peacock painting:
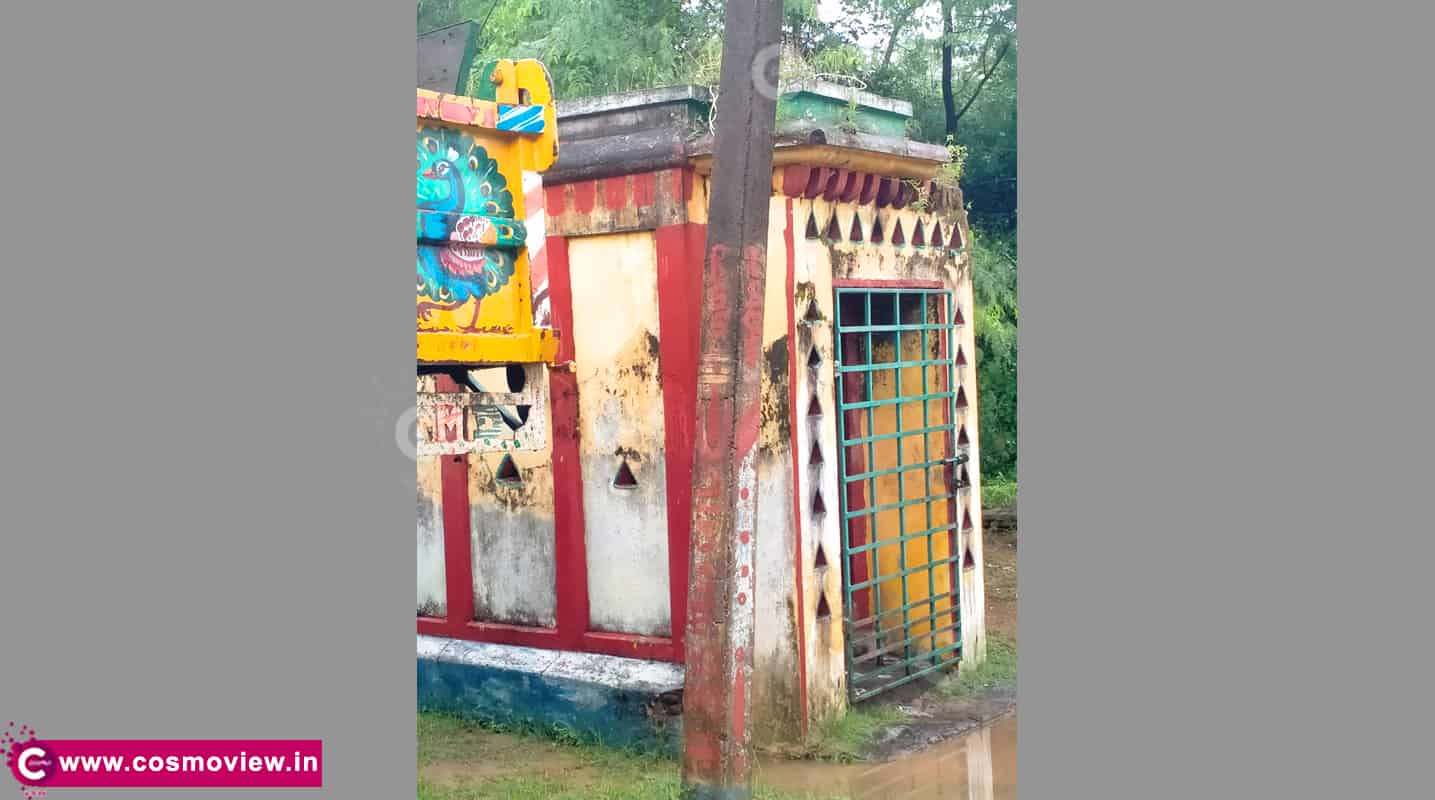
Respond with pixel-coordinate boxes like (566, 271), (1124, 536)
(416, 125), (519, 330)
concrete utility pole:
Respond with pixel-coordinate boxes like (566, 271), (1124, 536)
(680, 1), (783, 799)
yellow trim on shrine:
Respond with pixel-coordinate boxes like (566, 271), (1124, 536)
(416, 329), (560, 366)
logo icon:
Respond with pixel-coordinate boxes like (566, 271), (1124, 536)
(3, 723), (50, 799)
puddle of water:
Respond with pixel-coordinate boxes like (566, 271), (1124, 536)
(757, 715), (1016, 799)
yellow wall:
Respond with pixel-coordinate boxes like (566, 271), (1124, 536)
(863, 328), (956, 657)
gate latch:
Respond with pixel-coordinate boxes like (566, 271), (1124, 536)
(943, 454), (969, 490)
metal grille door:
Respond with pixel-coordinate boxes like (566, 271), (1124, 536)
(835, 287), (966, 701)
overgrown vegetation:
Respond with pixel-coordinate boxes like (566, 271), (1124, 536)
(786, 634), (1016, 762)
(793, 704), (906, 762)
(417, 0), (1017, 481)
(417, 712), (833, 799)
(982, 475), (1016, 509)
(938, 633), (1016, 698)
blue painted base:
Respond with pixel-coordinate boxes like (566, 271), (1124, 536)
(416, 635), (685, 751)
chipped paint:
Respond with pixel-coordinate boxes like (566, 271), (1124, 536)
(952, 243), (987, 668)
(544, 168), (695, 237)
(415, 365), (550, 456)
(469, 443), (558, 628)
(752, 443), (799, 745)
(568, 232), (672, 637)
(775, 187), (981, 715)
(751, 196), (805, 744)
(787, 219), (849, 725)
(759, 337), (791, 453)
(416, 119), (984, 745)
(418, 451), (448, 618)
(417, 634), (684, 750)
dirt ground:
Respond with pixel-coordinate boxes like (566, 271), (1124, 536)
(984, 530), (1017, 642)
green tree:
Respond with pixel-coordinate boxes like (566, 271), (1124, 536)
(820, 0), (1016, 478)
(419, 0), (722, 98)
(417, 0), (1017, 480)
(967, 227), (1016, 480)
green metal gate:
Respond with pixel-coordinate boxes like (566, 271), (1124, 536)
(834, 286), (966, 701)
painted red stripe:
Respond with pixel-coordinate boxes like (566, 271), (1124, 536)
(669, 168), (687, 204)
(890, 181), (913, 210)
(632, 171), (658, 210)
(582, 631), (678, 663)
(783, 198), (811, 735)
(544, 185), (567, 218)
(545, 235), (591, 650)
(731, 670), (747, 744)
(857, 173), (879, 205)
(839, 339), (873, 623)
(781, 165), (811, 197)
(603, 176), (627, 212)
(656, 218), (705, 664)
(419, 613), (679, 662)
(875, 177), (895, 207)
(803, 168), (830, 199)
(833, 278), (944, 289)
(435, 373), (476, 630)
(438, 99), (477, 125)
(571, 181), (597, 215)
(418, 617), (563, 649)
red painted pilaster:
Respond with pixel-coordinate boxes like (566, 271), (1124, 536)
(656, 218), (706, 663)
(544, 234), (592, 651)
(436, 374), (476, 630)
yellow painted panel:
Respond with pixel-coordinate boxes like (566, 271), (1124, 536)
(567, 232), (673, 636)
(415, 59), (559, 365)
(865, 320), (956, 657)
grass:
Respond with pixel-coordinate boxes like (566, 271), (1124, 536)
(981, 476), (1017, 510)
(418, 633), (1018, 795)
(418, 773), (699, 800)
(796, 705), (905, 762)
(418, 711), (834, 800)
(791, 635), (1017, 762)
(418, 710), (602, 755)
(938, 633), (1017, 699)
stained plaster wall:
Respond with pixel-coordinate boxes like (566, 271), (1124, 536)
(568, 231), (673, 637)
(747, 190), (986, 737)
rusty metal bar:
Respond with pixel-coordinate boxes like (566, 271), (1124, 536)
(680, 1), (783, 798)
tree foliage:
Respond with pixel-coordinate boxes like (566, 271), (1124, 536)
(968, 227), (1016, 479)
(418, 0), (1016, 479)
(419, 0), (722, 97)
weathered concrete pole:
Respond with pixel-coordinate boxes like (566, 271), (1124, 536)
(680, 1), (783, 798)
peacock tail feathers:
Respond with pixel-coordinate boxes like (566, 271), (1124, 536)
(415, 126), (515, 218)
(415, 125), (520, 308)
(417, 245), (517, 305)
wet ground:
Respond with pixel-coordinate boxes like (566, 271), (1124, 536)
(845, 528), (1017, 762)
(417, 527), (1017, 799)
(759, 713), (1016, 799)
(418, 712), (1015, 799)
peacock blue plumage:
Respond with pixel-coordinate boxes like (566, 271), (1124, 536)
(416, 126), (518, 313)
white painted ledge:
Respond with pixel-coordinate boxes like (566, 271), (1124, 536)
(417, 635), (685, 694)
